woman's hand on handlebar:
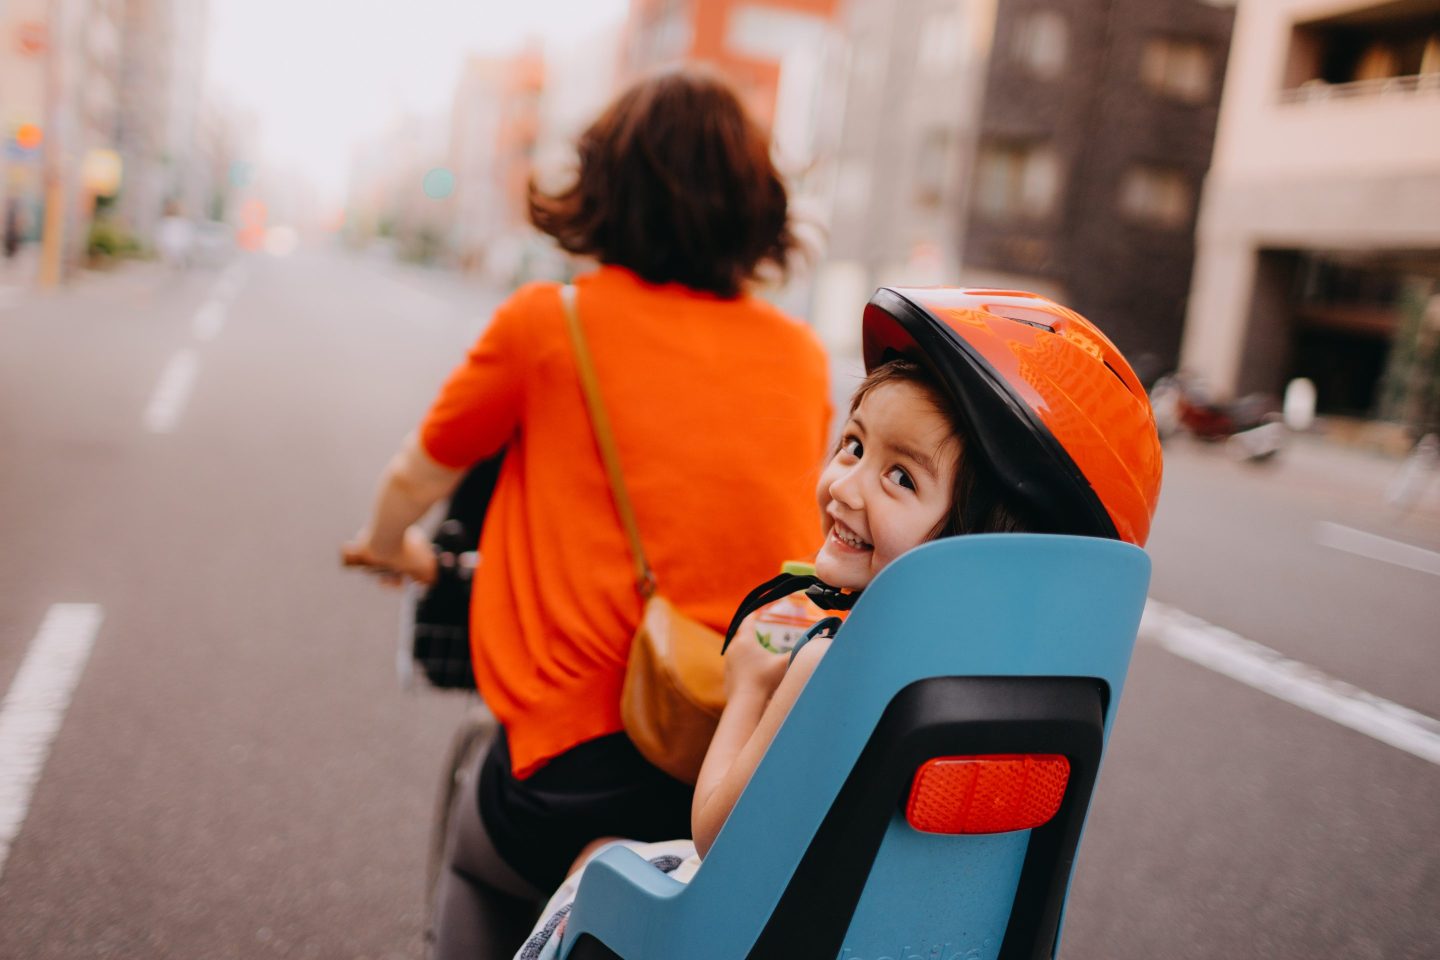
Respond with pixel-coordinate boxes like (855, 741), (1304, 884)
(340, 525), (438, 586)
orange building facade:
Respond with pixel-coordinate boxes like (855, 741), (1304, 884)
(623, 0), (840, 128)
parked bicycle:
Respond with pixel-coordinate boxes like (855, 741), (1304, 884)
(1149, 371), (1286, 462)
(1387, 432), (1440, 514)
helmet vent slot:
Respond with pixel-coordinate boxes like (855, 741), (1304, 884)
(987, 305), (1056, 332)
(1102, 360), (1134, 393)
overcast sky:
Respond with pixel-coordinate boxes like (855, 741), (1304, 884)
(206, 0), (628, 196)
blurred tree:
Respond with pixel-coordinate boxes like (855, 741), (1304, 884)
(1379, 280), (1440, 435)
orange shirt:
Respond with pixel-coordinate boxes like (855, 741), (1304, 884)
(419, 266), (833, 777)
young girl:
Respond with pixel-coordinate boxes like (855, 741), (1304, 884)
(514, 287), (1163, 959)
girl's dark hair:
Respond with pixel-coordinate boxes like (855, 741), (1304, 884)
(848, 359), (1036, 538)
(528, 68), (796, 299)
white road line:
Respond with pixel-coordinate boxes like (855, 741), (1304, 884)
(1314, 521), (1440, 578)
(0, 604), (104, 878)
(192, 299), (227, 342)
(143, 348), (199, 434)
(1142, 600), (1440, 766)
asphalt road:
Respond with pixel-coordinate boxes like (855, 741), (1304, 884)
(1, 249), (1436, 959)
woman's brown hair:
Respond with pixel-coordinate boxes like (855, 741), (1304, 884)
(848, 359), (1037, 538)
(529, 68), (796, 298)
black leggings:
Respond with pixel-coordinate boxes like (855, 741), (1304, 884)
(427, 729), (694, 959)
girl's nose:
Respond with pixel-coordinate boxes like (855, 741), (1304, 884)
(828, 464), (865, 510)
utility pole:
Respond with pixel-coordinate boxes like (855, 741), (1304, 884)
(38, 0), (65, 289)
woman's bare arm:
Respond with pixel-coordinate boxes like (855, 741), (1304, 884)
(340, 432), (464, 582)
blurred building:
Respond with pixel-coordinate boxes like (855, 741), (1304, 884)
(619, 0), (1233, 365)
(532, 26), (622, 186)
(1181, 0), (1440, 420)
(448, 57), (507, 271)
(1, 0), (214, 282)
(447, 45), (545, 276)
(1, 1), (52, 263)
(814, 0), (1234, 364)
(808, 0), (994, 349)
(115, 0), (210, 244)
(192, 94), (257, 226)
(116, 0), (170, 244)
(965, 0), (1234, 373)
(164, 1), (208, 220)
(623, 0), (841, 127)
(44, 0), (124, 273)
(346, 110), (452, 264)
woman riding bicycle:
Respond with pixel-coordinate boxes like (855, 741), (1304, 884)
(341, 67), (833, 958)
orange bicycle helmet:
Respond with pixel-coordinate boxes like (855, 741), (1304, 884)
(863, 287), (1163, 546)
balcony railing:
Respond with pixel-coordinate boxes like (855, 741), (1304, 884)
(1282, 72), (1440, 103)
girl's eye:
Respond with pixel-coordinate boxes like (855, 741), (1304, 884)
(840, 436), (863, 458)
(885, 465), (915, 490)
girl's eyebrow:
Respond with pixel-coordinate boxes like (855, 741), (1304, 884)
(892, 441), (941, 478)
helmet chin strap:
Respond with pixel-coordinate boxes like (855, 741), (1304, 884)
(721, 572), (859, 653)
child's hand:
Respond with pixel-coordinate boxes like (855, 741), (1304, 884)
(724, 614), (790, 699)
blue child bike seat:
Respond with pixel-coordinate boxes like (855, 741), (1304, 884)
(561, 534), (1151, 960)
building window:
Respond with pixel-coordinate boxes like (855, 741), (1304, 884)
(1012, 11), (1068, 79)
(1140, 38), (1213, 103)
(974, 142), (1060, 219)
(1118, 165), (1191, 229)
(1284, 8), (1440, 100)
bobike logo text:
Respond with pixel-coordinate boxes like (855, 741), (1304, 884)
(838, 943), (992, 960)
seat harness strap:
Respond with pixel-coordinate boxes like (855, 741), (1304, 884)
(721, 573), (858, 654)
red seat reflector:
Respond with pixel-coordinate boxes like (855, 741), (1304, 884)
(905, 755), (1070, 835)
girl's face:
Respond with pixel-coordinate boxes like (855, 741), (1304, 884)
(815, 380), (959, 590)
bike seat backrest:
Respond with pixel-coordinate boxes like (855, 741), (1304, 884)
(565, 534), (1150, 960)
(742, 675), (1105, 960)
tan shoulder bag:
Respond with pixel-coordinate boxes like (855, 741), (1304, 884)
(560, 285), (725, 784)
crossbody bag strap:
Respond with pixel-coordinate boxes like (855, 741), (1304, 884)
(560, 284), (657, 600)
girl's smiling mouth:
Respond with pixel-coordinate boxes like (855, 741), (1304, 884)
(828, 519), (872, 552)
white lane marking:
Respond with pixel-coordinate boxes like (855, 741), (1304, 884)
(213, 263), (247, 302)
(143, 348), (199, 434)
(0, 604), (104, 878)
(1142, 600), (1440, 766)
(192, 299), (227, 342)
(1314, 521), (1440, 578)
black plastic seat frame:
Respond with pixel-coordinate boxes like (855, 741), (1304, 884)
(571, 675), (1106, 960)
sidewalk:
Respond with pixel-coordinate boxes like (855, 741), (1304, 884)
(0, 250), (169, 314)
(66, 258), (169, 300)
(1164, 429), (1440, 526)
(1209, 415), (1440, 521)
(1311, 415), (1416, 459)
(0, 246), (39, 310)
